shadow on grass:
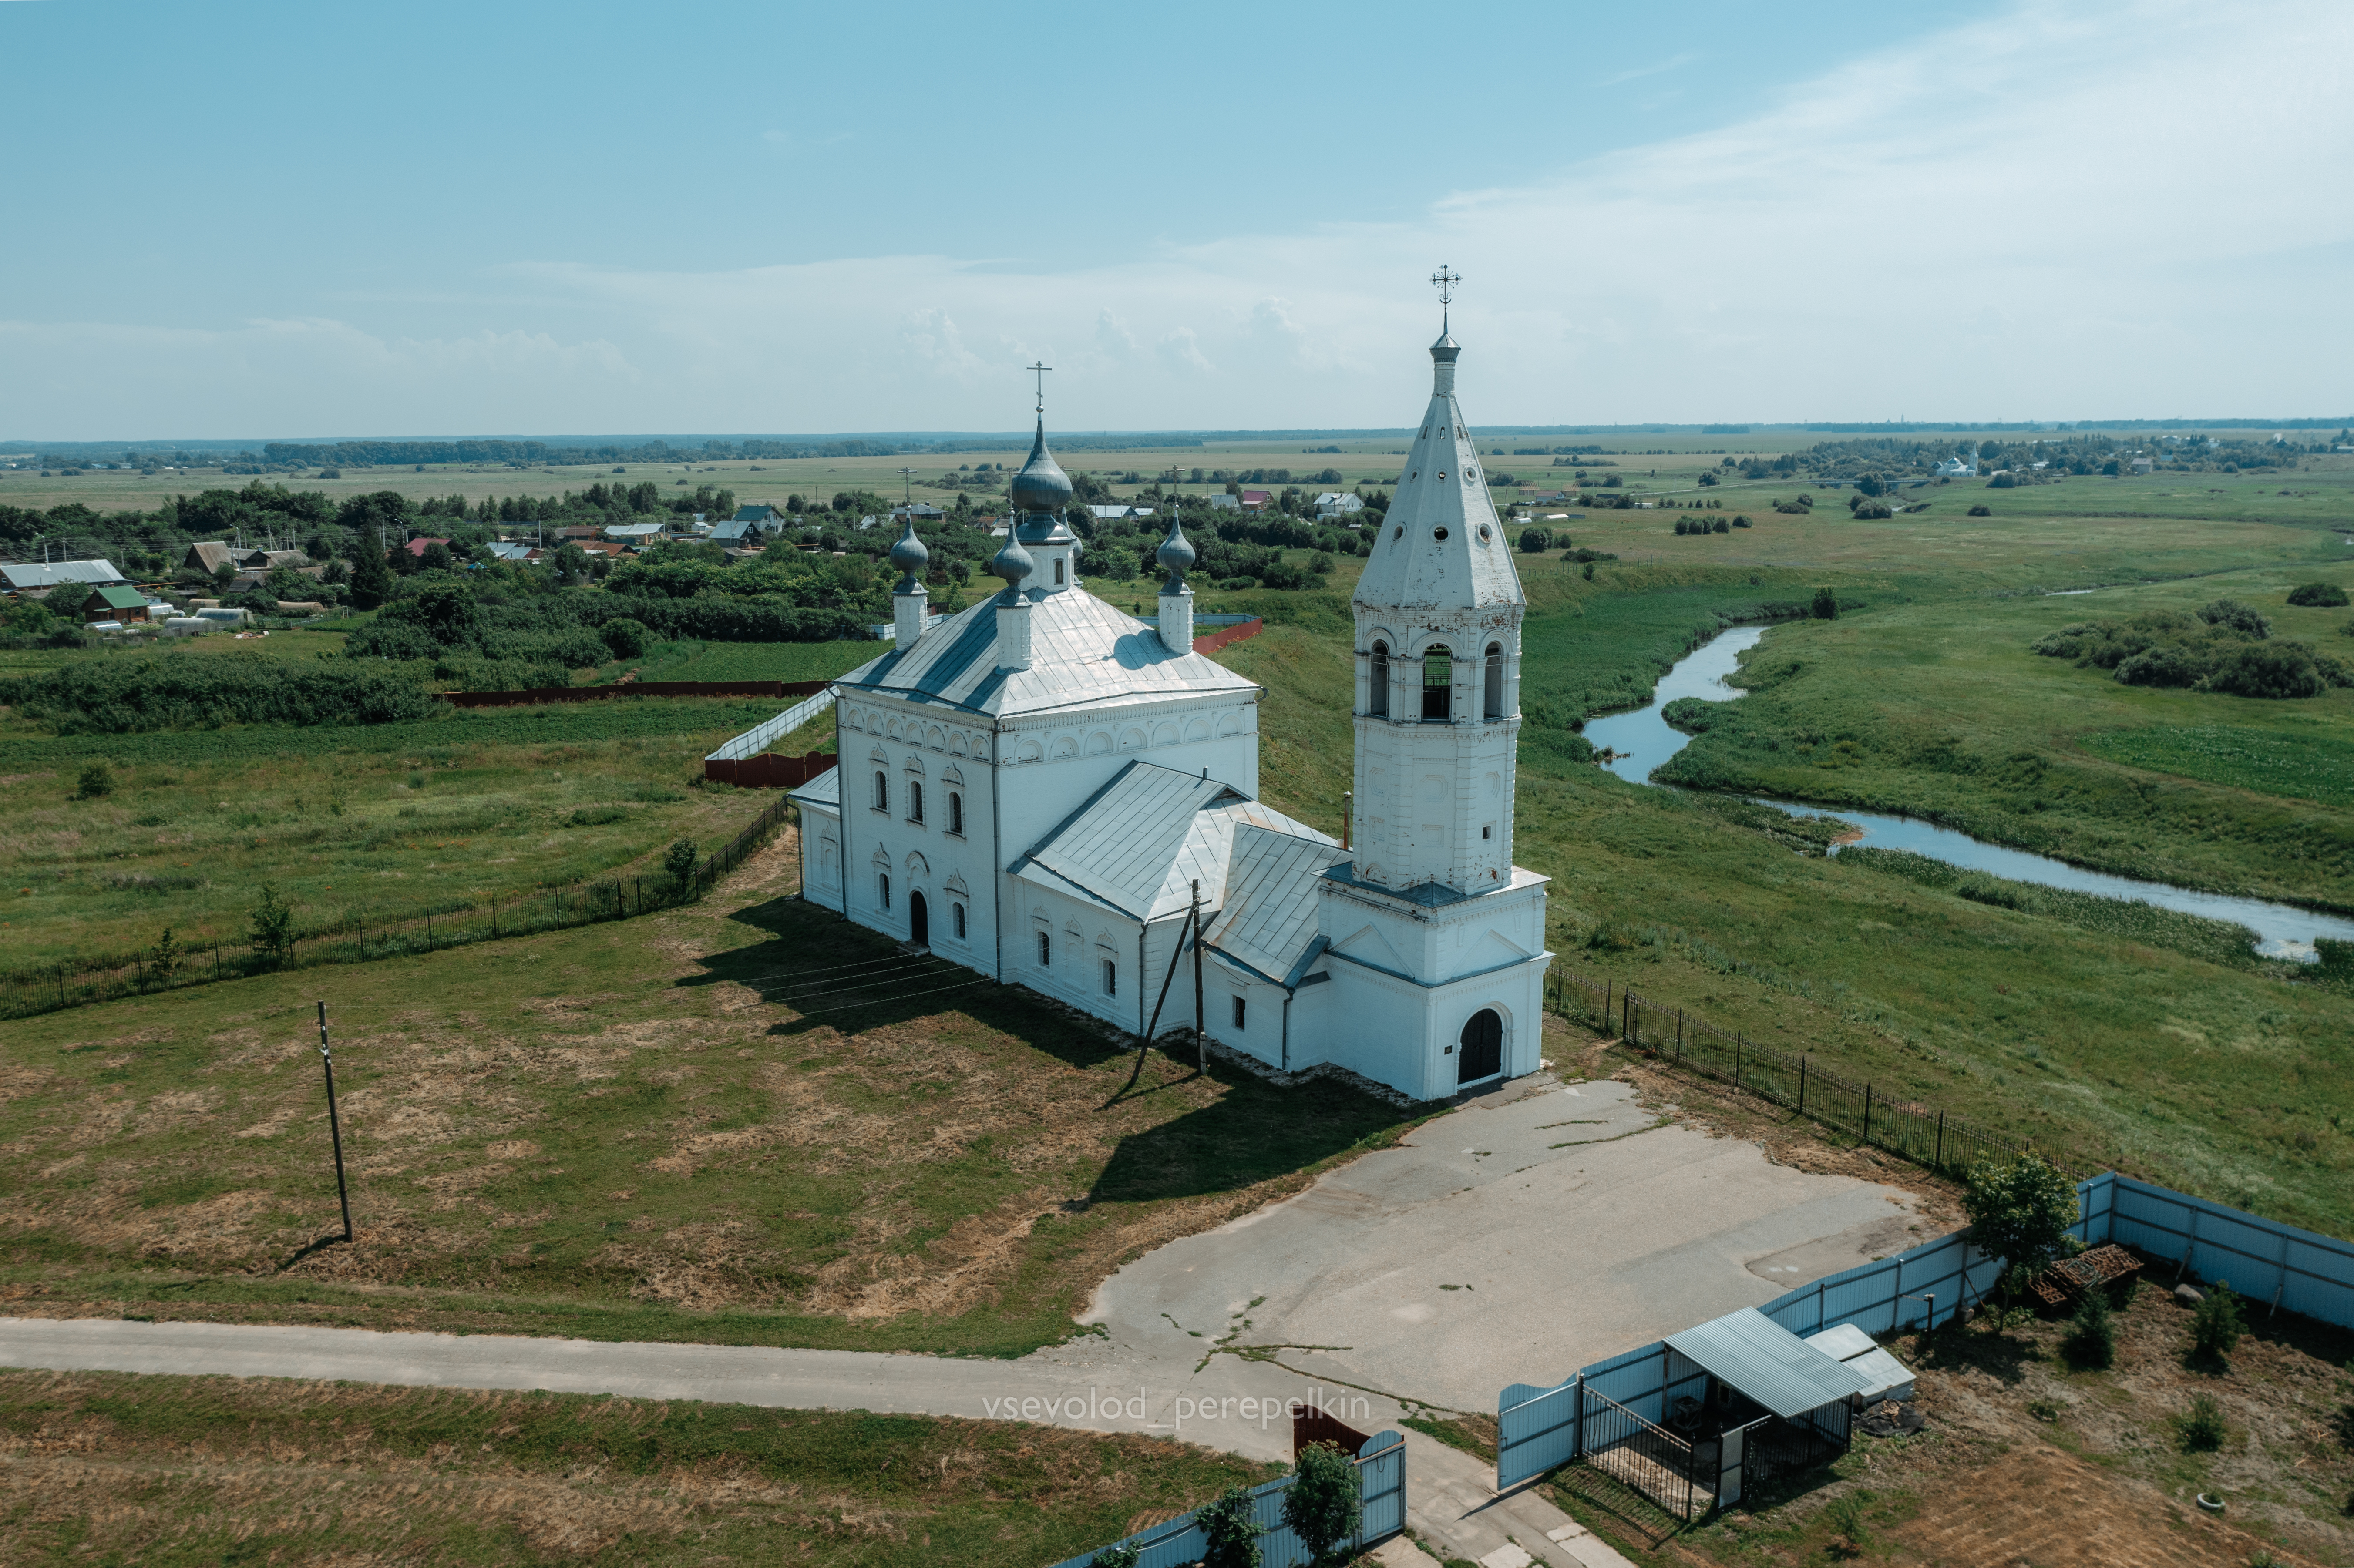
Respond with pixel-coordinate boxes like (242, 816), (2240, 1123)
(273, 1233), (350, 1272)
(1549, 1460), (1688, 1551)
(1088, 1070), (1409, 1206)
(1910, 1315), (2044, 1386)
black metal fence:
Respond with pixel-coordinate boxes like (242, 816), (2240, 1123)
(1579, 1384), (1707, 1522)
(0, 796), (794, 1021)
(1547, 967), (2076, 1182)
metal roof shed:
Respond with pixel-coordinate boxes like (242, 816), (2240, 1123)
(1665, 1308), (1876, 1421)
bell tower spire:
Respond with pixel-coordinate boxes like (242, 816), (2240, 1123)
(1344, 270), (1527, 893)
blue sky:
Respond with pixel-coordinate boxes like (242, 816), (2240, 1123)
(3, 0), (2348, 439)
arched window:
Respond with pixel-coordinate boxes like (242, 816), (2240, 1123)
(878, 872), (891, 910)
(948, 791), (964, 836)
(1036, 930), (1052, 967)
(873, 770), (889, 812)
(908, 779), (925, 825)
(1369, 640), (1390, 717)
(1422, 645), (1453, 722)
(1484, 642), (1504, 721)
(952, 901), (967, 940)
(1102, 957), (1117, 996)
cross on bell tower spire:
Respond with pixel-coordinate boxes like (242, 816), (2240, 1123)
(1027, 359), (1052, 415)
(1429, 265), (1460, 335)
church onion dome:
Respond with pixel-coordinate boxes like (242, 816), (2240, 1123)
(989, 531), (1034, 595)
(1156, 513), (1195, 590)
(888, 515), (929, 593)
(1009, 418), (1074, 516)
(1430, 328), (1461, 364)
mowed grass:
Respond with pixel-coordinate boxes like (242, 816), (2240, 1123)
(1654, 566), (2354, 907)
(1220, 580), (2354, 1234)
(0, 845), (1417, 1351)
(0, 623), (351, 678)
(0, 698), (817, 968)
(0, 1369), (1275, 1567)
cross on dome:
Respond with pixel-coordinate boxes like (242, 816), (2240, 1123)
(1430, 264), (1461, 333)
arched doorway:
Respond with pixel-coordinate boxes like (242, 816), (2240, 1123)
(1457, 1008), (1503, 1085)
(908, 890), (929, 949)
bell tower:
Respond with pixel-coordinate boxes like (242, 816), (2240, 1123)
(1346, 269), (1526, 894)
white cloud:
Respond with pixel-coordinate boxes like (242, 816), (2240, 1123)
(6, 0), (2348, 436)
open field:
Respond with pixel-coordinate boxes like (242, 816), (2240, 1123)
(0, 840), (1417, 1353)
(0, 698), (794, 968)
(582, 635), (878, 687)
(1655, 562), (2354, 907)
(0, 1369), (1278, 1567)
(1216, 571), (2354, 1235)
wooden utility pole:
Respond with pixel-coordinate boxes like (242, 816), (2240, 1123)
(316, 1001), (353, 1244)
(1191, 878), (1204, 1074)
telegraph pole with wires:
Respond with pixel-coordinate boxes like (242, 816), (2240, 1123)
(316, 1001), (354, 1244)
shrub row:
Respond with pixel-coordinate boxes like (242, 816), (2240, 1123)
(2, 652), (437, 734)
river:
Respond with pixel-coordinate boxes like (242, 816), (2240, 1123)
(1579, 625), (2354, 961)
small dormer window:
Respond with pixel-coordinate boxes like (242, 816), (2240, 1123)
(1054, 557), (1065, 585)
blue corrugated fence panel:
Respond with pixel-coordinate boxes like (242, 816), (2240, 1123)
(1357, 1434), (1407, 1541)
(1581, 1341), (1668, 1422)
(1498, 1380), (1578, 1488)
(1049, 1433), (1407, 1568)
(2101, 1175), (2354, 1330)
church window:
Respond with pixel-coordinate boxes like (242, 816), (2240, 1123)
(879, 873), (891, 910)
(1054, 557), (1065, 585)
(1433, 527), (1448, 541)
(1484, 642), (1504, 720)
(953, 901), (967, 940)
(948, 791), (964, 836)
(907, 780), (925, 824)
(1422, 645), (1453, 722)
(873, 770), (889, 812)
(1231, 995), (1248, 1030)
(1037, 930), (1052, 967)
(1393, 525), (1403, 539)
(1103, 958), (1117, 996)
(1482, 824), (1493, 840)
(1369, 641), (1390, 717)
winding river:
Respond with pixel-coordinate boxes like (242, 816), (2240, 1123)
(1580, 625), (2354, 961)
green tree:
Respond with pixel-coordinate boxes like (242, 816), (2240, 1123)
(1811, 587), (1839, 620)
(1199, 1484), (1262, 1568)
(249, 883), (295, 966)
(419, 541), (455, 572)
(150, 927), (181, 983)
(347, 544), (394, 609)
(664, 837), (699, 892)
(2062, 1287), (2117, 1370)
(74, 760), (114, 799)
(1963, 1156), (2079, 1296)
(1281, 1443), (1361, 1565)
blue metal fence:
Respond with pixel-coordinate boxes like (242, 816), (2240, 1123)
(1496, 1172), (2354, 1492)
(1045, 1430), (1405, 1568)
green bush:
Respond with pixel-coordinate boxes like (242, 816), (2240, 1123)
(2198, 598), (2271, 638)
(664, 837), (699, 889)
(1812, 587), (1839, 621)
(3, 653), (435, 734)
(73, 760), (114, 799)
(2287, 581), (2349, 608)
(1967, 504), (1992, 516)
(2062, 1289), (2117, 1370)
(1518, 526), (1551, 552)
(1088, 1546), (1140, 1568)
(1963, 1156), (2080, 1290)
(1200, 1485), (1263, 1568)
(1282, 1443), (1361, 1565)
(2192, 1281), (2245, 1363)
(2178, 1392), (2226, 1451)
(598, 614), (648, 660)
(248, 883), (295, 966)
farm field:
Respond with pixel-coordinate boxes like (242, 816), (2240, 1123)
(584, 635), (878, 688)
(0, 698), (793, 969)
(0, 1369), (1275, 1567)
(1655, 563), (2354, 907)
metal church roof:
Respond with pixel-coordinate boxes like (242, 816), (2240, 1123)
(835, 586), (1254, 720)
(1204, 823), (1349, 985)
(1014, 761), (1333, 926)
(1665, 1308), (1876, 1420)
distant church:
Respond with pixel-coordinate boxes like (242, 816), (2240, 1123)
(792, 302), (1553, 1100)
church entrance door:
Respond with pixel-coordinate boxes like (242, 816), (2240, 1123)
(1457, 1008), (1502, 1085)
(909, 891), (929, 949)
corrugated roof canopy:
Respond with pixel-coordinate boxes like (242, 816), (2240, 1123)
(1665, 1309), (1876, 1420)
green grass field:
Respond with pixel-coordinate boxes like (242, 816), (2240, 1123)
(0, 699), (798, 969)
(1653, 564), (2354, 907)
(584, 635), (878, 687)
(0, 1369), (1275, 1567)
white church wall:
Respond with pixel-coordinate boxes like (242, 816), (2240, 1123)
(798, 802), (844, 913)
(1009, 880), (1144, 1034)
(992, 702), (1259, 858)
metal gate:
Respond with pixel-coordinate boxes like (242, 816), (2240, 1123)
(1578, 1383), (1710, 1521)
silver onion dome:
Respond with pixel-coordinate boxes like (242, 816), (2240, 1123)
(1156, 513), (1195, 591)
(989, 530), (1034, 595)
(888, 515), (929, 592)
(1009, 419), (1073, 515)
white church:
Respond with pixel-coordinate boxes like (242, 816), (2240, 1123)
(790, 312), (1553, 1101)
